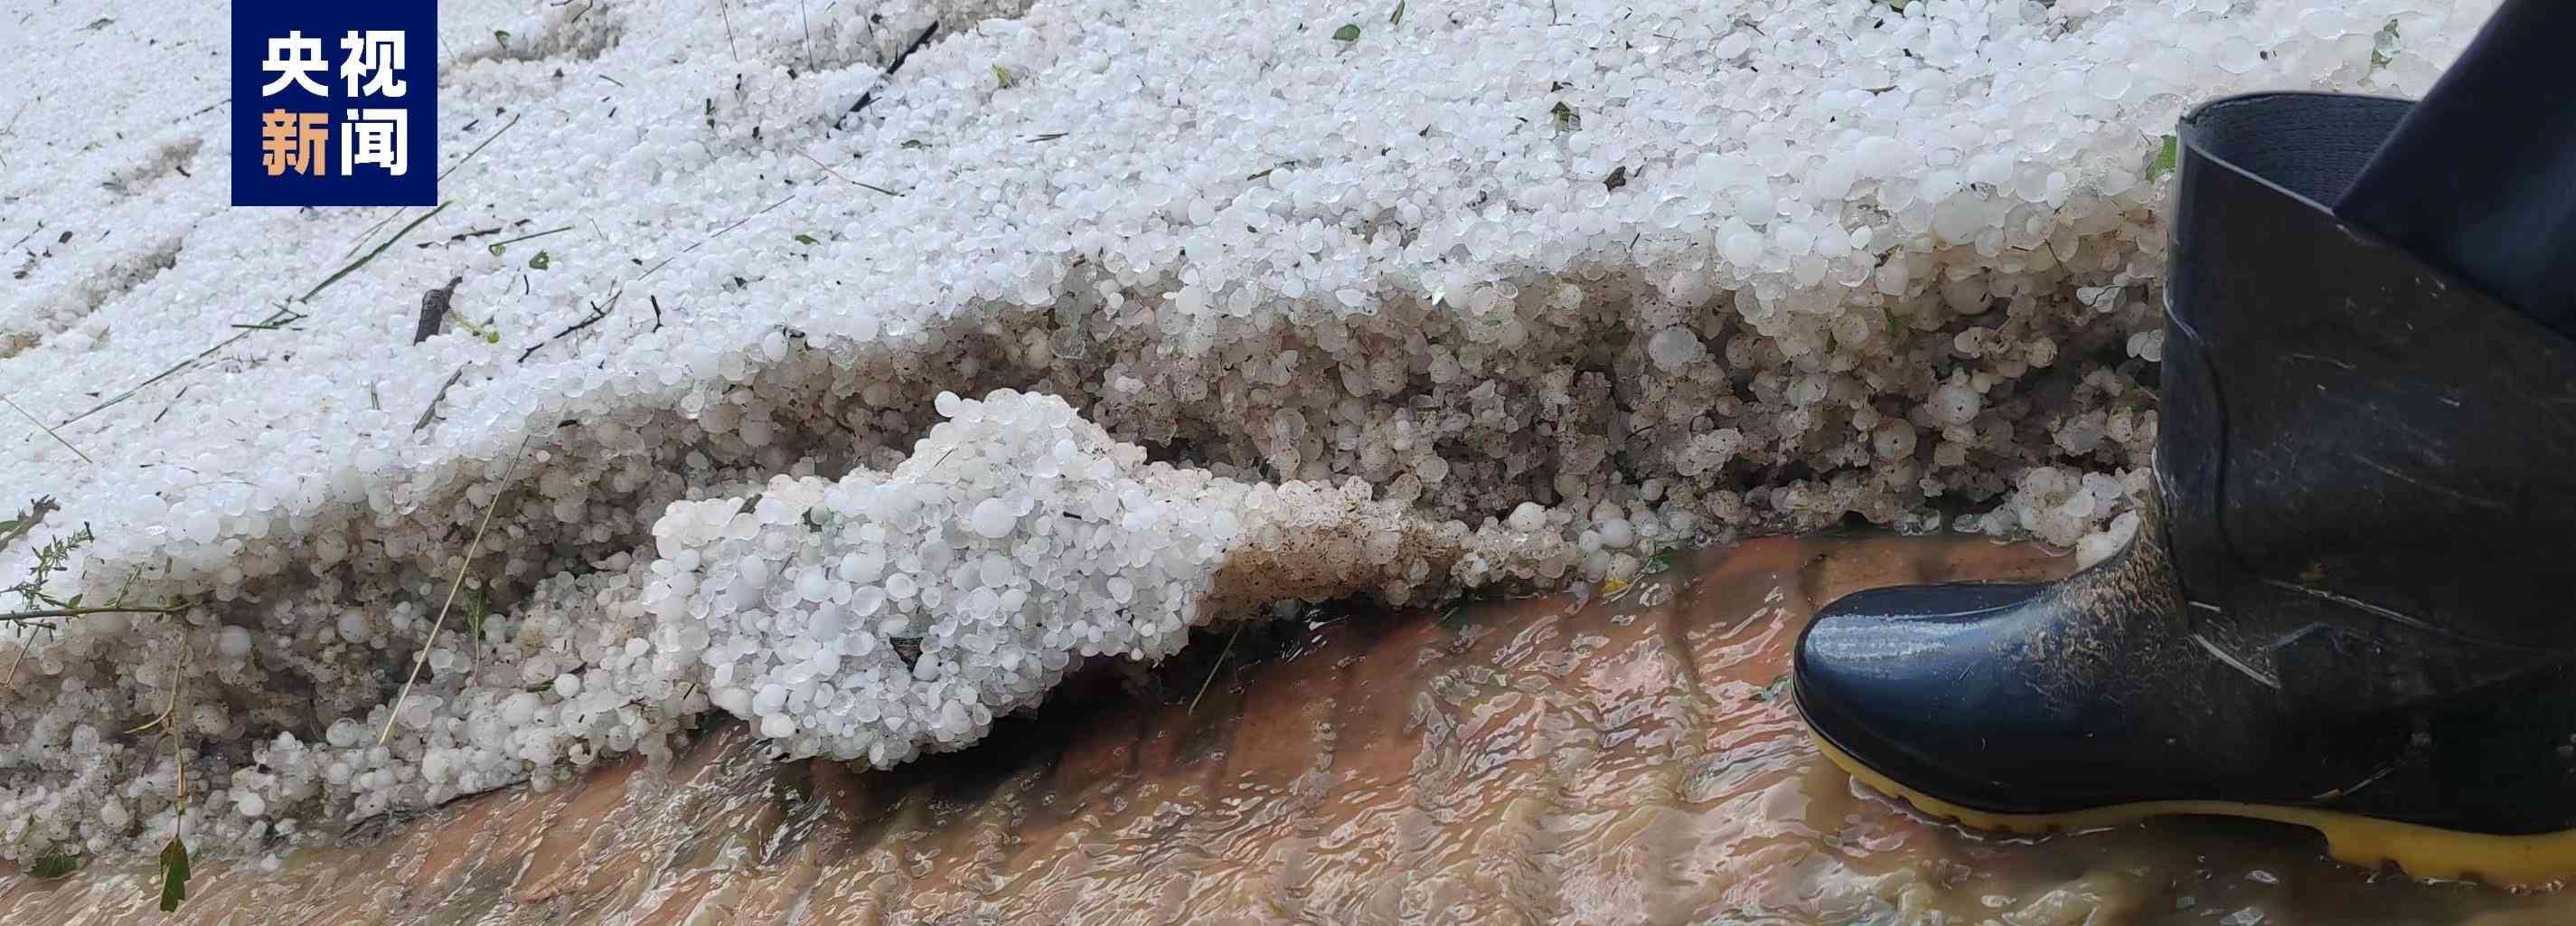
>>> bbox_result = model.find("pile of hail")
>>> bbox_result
[0,0,2492,867]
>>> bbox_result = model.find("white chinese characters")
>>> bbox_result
[255,29,411,177]
[342,109,409,176]
[339,31,408,98]
[259,31,330,96]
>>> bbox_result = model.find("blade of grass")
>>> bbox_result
[635,195,794,282]
[4,622,50,685]
[340,209,407,260]
[412,366,465,432]
[798,151,902,196]
[378,434,531,745]
[484,224,573,255]
[302,202,448,303]
[53,311,282,430]
[438,113,522,182]
[340,109,519,259]
[3,395,90,465]
[157,641,192,912]
[1187,622,1246,714]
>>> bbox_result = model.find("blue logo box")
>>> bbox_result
[231,1,437,206]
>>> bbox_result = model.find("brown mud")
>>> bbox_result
[2,534,2565,925]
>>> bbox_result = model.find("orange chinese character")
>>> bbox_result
[259,109,331,176]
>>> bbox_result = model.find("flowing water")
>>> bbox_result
[2,534,2566,925]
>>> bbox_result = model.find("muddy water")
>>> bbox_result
[4,534,2569,925]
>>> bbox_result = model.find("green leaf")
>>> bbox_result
[899,139,926,149]
[462,585,490,642]
[2146,134,2178,180]
[157,836,191,912]
[1332,23,1361,42]
[1751,675,1791,703]
[494,29,512,45]
[794,233,819,246]
[29,852,79,879]
[1390,1,1406,25]
[527,250,551,270]
[1643,549,1675,575]
[992,64,1015,89]
[1885,314,1904,342]
[1551,100,1578,131]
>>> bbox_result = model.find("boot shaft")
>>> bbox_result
[2162,93,2576,687]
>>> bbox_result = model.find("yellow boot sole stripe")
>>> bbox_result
[1810,732,2576,888]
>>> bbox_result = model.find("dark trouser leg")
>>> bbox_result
[2336,0,2576,335]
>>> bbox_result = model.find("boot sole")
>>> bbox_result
[1811,732,2576,888]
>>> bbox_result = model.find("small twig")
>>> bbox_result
[412,366,465,432]
[340,210,407,260]
[649,295,665,332]
[158,642,193,913]
[907,444,961,479]
[302,202,450,303]
[379,434,531,746]
[1187,622,1246,714]
[836,20,939,128]
[636,195,794,282]
[796,151,901,196]
[228,309,306,331]
[3,622,49,685]
[53,304,302,430]
[0,497,55,551]
[172,650,189,770]
[127,642,186,734]
[8,594,187,685]
[438,113,522,182]
[719,0,739,61]
[3,395,90,465]
[151,385,191,424]
[0,602,190,624]
[437,225,505,245]
[5,220,42,251]
[517,299,615,364]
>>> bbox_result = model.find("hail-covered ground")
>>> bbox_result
[0,0,2489,867]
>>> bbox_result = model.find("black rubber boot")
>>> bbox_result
[1793,8,2576,887]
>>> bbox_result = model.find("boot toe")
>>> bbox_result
[1793,581,2062,813]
